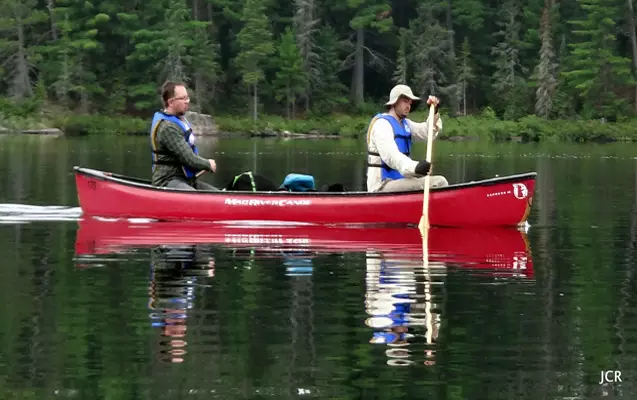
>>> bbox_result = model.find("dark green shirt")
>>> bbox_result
[151,118,212,187]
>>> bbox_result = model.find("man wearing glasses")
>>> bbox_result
[149,81,219,191]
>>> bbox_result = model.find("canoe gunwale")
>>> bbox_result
[73,166,537,197]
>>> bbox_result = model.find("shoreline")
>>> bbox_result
[3,111,637,143]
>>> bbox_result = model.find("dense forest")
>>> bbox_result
[2,0,637,123]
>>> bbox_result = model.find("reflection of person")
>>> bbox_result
[148,245,215,363]
[364,251,442,366]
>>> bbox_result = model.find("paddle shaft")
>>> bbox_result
[419,103,437,231]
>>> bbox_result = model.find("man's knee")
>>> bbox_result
[378,175,448,192]
[195,181,220,191]
[430,175,448,188]
[166,179,195,191]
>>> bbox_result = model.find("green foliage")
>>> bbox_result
[0,0,636,139]
[236,0,274,87]
[272,27,307,118]
[52,114,148,136]
[212,111,637,143]
[561,0,635,118]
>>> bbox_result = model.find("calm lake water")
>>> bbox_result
[0,134,636,399]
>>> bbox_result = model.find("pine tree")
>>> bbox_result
[409,0,455,100]
[562,0,635,117]
[272,27,306,119]
[0,0,48,99]
[534,6,557,118]
[343,0,393,105]
[311,25,348,115]
[393,28,409,84]
[293,0,320,112]
[491,0,528,118]
[456,37,475,115]
[236,0,274,121]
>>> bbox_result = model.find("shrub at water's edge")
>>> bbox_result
[3,101,637,142]
[214,112,637,143]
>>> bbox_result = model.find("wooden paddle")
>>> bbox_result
[418,101,437,233]
[419,102,436,343]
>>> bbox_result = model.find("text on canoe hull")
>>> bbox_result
[224,198,312,206]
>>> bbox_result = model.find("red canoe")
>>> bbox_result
[74,218,534,278]
[73,166,536,227]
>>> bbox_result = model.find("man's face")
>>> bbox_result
[169,85,190,115]
[394,96,412,118]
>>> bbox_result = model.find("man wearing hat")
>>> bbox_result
[366,84,449,192]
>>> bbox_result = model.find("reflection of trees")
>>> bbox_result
[364,251,445,367]
[286,255,316,397]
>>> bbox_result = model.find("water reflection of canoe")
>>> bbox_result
[73,166,536,227]
[74,218,533,277]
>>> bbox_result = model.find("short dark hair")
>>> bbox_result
[161,81,185,107]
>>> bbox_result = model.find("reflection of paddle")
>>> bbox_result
[418,102,436,232]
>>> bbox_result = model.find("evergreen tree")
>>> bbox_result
[534,6,557,118]
[393,27,409,84]
[456,37,475,115]
[491,0,528,118]
[236,0,275,121]
[294,0,320,111]
[0,0,48,99]
[409,0,455,100]
[1,0,637,121]
[342,0,393,105]
[311,25,349,114]
[272,27,306,119]
[562,0,635,118]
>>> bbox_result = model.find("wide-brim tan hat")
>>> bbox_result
[384,84,421,108]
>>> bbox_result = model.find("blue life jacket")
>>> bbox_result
[366,113,412,180]
[150,111,200,179]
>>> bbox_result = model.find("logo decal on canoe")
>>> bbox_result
[485,183,529,199]
[224,198,312,206]
[512,183,528,199]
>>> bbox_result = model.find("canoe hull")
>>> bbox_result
[73,167,536,227]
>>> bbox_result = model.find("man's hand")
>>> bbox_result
[209,159,217,173]
[427,95,440,107]
[415,160,431,176]
[427,95,441,131]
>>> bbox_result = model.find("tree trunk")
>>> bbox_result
[15,12,32,99]
[352,27,365,105]
[286,86,291,119]
[292,91,296,119]
[253,83,258,121]
[46,0,57,40]
[463,81,467,115]
[447,0,457,116]
[626,0,637,112]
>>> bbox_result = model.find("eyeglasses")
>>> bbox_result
[171,95,190,102]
